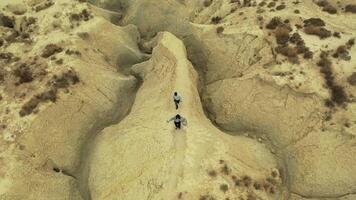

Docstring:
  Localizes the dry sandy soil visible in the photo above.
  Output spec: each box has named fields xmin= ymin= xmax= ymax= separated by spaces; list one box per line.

xmin=0 ymin=0 xmax=356 ymax=199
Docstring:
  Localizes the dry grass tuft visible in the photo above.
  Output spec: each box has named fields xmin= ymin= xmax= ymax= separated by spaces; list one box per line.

xmin=42 ymin=44 xmax=63 ymax=58
xmin=220 ymin=184 xmax=229 ymax=193
xmin=348 ymin=73 xmax=356 ymax=86
xmin=304 ymin=26 xmax=331 ymax=39
xmin=275 ymin=26 xmax=291 ymax=45
xmin=266 ymin=17 xmax=283 ymax=29
xmin=345 ymin=4 xmax=356 ymax=13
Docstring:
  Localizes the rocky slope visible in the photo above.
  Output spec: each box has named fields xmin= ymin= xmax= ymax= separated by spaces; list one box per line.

xmin=0 ymin=0 xmax=355 ymax=200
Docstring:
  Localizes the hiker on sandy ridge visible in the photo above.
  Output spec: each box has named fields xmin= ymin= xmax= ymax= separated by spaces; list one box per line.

xmin=173 ymin=91 xmax=182 ymax=110
xmin=167 ymin=114 xmax=187 ymax=129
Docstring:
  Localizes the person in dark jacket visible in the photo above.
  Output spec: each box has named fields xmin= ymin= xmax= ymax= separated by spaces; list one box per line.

xmin=167 ymin=114 xmax=187 ymax=129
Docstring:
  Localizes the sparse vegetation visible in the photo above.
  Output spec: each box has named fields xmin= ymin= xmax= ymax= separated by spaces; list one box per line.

xmin=211 ymin=16 xmax=222 ymax=24
xmin=204 ymin=0 xmax=213 ymax=7
xmin=304 ymin=26 xmax=331 ymax=39
xmin=42 ymin=44 xmax=63 ymax=58
xmin=0 ymin=14 xmax=15 ymax=28
xmin=275 ymin=26 xmax=291 ymax=45
xmin=208 ymin=170 xmax=217 ymax=177
xmin=13 ymin=63 xmax=33 ymax=84
xmin=34 ymin=0 xmax=54 ymax=12
xmin=220 ymin=184 xmax=229 ymax=192
xmin=345 ymin=4 xmax=356 ymax=13
xmin=266 ymin=17 xmax=283 ymax=29
xmin=316 ymin=0 xmax=337 ymax=14
xmin=216 ymin=26 xmax=224 ymax=34
xmin=276 ymin=5 xmax=286 ymax=10
xmin=19 ymin=70 xmax=80 ymax=116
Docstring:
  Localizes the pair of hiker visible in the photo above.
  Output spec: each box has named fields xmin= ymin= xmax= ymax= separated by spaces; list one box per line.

xmin=167 ymin=92 xmax=187 ymax=129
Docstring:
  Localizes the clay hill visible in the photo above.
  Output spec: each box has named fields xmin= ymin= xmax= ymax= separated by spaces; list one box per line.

xmin=0 ymin=0 xmax=355 ymax=200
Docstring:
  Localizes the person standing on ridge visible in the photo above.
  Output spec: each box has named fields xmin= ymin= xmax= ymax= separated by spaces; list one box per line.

xmin=173 ymin=92 xmax=182 ymax=109
xmin=167 ymin=114 xmax=187 ymax=129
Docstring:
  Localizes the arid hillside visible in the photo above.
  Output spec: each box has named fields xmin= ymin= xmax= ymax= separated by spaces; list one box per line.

xmin=0 ymin=0 xmax=355 ymax=200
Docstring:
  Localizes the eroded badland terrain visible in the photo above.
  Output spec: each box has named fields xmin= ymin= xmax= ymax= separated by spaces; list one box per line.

xmin=0 ymin=0 xmax=356 ymax=199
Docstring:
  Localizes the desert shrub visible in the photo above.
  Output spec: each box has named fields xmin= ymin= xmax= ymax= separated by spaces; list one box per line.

xmin=347 ymin=38 xmax=355 ymax=47
xmin=211 ymin=16 xmax=222 ymax=24
xmin=42 ymin=44 xmax=63 ymax=58
xmin=266 ymin=17 xmax=283 ymax=29
xmin=275 ymin=26 xmax=290 ymax=44
xmin=259 ymin=1 xmax=266 ymax=6
xmin=345 ymin=4 xmax=356 ymax=13
xmin=289 ymin=32 xmax=302 ymax=44
xmin=296 ymin=43 xmax=309 ymax=54
xmin=247 ymin=193 xmax=256 ymax=200
xmin=51 ymin=70 xmax=79 ymax=89
xmin=0 ymin=14 xmax=15 ymax=28
xmin=317 ymin=52 xmax=347 ymax=105
xmin=253 ymin=182 xmax=262 ymax=190
xmin=0 ymin=52 xmax=14 ymax=62
xmin=34 ymin=1 xmax=54 ymax=12
xmin=316 ymin=0 xmax=329 ymax=7
xmin=303 ymin=50 xmax=313 ymax=59
xmin=276 ymin=5 xmax=286 ymax=10
xmin=242 ymin=175 xmax=252 ymax=187
xmin=304 ymin=26 xmax=331 ymax=39
xmin=243 ymin=0 xmax=252 ymax=7
xmin=294 ymin=9 xmax=300 ymax=14
xmin=267 ymin=2 xmax=276 ymax=8
xmin=332 ymin=45 xmax=348 ymax=58
xmin=208 ymin=170 xmax=217 ymax=177
xmin=221 ymin=164 xmax=230 ymax=175
xmin=216 ymin=26 xmax=224 ymax=34
xmin=333 ymin=32 xmax=341 ymax=38
xmin=204 ymin=0 xmax=213 ymax=7
xmin=323 ymin=4 xmax=337 ymax=14
xmin=304 ymin=18 xmax=325 ymax=27
xmin=220 ymin=184 xmax=229 ymax=192
xmin=347 ymin=73 xmax=356 ymax=85
xmin=65 ymin=49 xmax=81 ymax=56
xmin=13 ymin=63 xmax=33 ymax=84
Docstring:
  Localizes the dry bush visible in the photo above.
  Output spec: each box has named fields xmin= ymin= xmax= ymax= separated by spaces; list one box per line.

xmin=13 ymin=63 xmax=33 ymax=84
xmin=332 ymin=45 xmax=348 ymax=58
xmin=242 ymin=175 xmax=252 ymax=187
xmin=34 ymin=1 xmax=54 ymax=12
xmin=275 ymin=26 xmax=291 ymax=44
xmin=200 ymin=195 xmax=216 ymax=200
xmin=345 ymin=4 xmax=356 ymax=13
xmin=289 ymin=32 xmax=302 ymax=44
xmin=294 ymin=9 xmax=300 ymax=14
xmin=208 ymin=170 xmax=217 ymax=177
xmin=216 ymin=26 xmax=224 ymax=34
xmin=221 ymin=164 xmax=230 ymax=175
xmin=323 ymin=4 xmax=337 ymax=14
xmin=259 ymin=1 xmax=266 ymax=6
xmin=304 ymin=18 xmax=325 ymax=27
xmin=0 ymin=14 xmax=15 ymax=28
xmin=316 ymin=0 xmax=329 ymax=7
xmin=304 ymin=26 xmax=331 ymax=39
xmin=304 ymin=50 xmax=313 ymax=59
xmin=317 ymin=52 xmax=347 ymax=105
xmin=247 ymin=193 xmax=256 ymax=200
xmin=220 ymin=184 xmax=229 ymax=193
xmin=333 ymin=32 xmax=341 ymax=38
xmin=42 ymin=44 xmax=63 ymax=58
xmin=276 ymin=4 xmax=286 ymax=10
xmin=347 ymin=38 xmax=355 ymax=47
xmin=211 ymin=16 xmax=222 ymax=24
xmin=348 ymin=73 xmax=356 ymax=86
xmin=266 ymin=17 xmax=283 ymax=29
xmin=253 ymin=182 xmax=262 ymax=190
xmin=267 ymin=2 xmax=276 ymax=8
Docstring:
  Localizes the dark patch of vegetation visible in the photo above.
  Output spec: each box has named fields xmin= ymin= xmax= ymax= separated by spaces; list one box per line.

xmin=216 ymin=26 xmax=224 ymax=34
xmin=220 ymin=184 xmax=229 ymax=193
xmin=347 ymin=38 xmax=355 ymax=47
xmin=259 ymin=1 xmax=266 ymax=6
xmin=345 ymin=4 xmax=356 ymax=13
xmin=208 ymin=170 xmax=217 ymax=177
xmin=34 ymin=0 xmax=54 ymax=12
xmin=275 ymin=26 xmax=291 ymax=45
xmin=242 ymin=175 xmax=252 ymax=187
xmin=211 ymin=16 xmax=222 ymax=24
xmin=253 ymin=182 xmax=262 ymax=190
xmin=266 ymin=17 xmax=283 ymax=29
xmin=275 ymin=45 xmax=298 ymax=58
xmin=247 ymin=193 xmax=256 ymax=200
xmin=65 ymin=49 xmax=81 ymax=56
xmin=0 ymin=14 xmax=15 ymax=28
xmin=348 ymin=73 xmax=356 ymax=86
xmin=42 ymin=44 xmax=63 ymax=58
xmin=221 ymin=164 xmax=230 ymax=175
xmin=178 ymin=192 xmax=183 ymax=199
xmin=294 ymin=9 xmax=300 ymax=14
xmin=289 ymin=32 xmax=302 ymax=44
xmin=333 ymin=32 xmax=341 ymax=38
xmin=267 ymin=2 xmax=276 ymax=8
xmin=13 ymin=63 xmax=33 ymax=84
xmin=276 ymin=5 xmax=286 ymax=10
xmin=332 ymin=45 xmax=348 ymax=58
xmin=19 ymin=70 xmax=80 ymax=117
xmin=304 ymin=26 xmax=331 ymax=39
xmin=304 ymin=18 xmax=325 ymax=27
xmin=316 ymin=0 xmax=337 ymax=14
xmin=77 ymin=32 xmax=90 ymax=40
xmin=70 ymin=9 xmax=92 ymax=22
xmin=0 ymin=52 xmax=14 ymax=63
xmin=317 ymin=52 xmax=347 ymax=106
xmin=323 ymin=4 xmax=337 ymax=14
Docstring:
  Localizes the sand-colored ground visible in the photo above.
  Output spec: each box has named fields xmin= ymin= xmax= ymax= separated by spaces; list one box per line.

xmin=0 ymin=0 xmax=355 ymax=199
